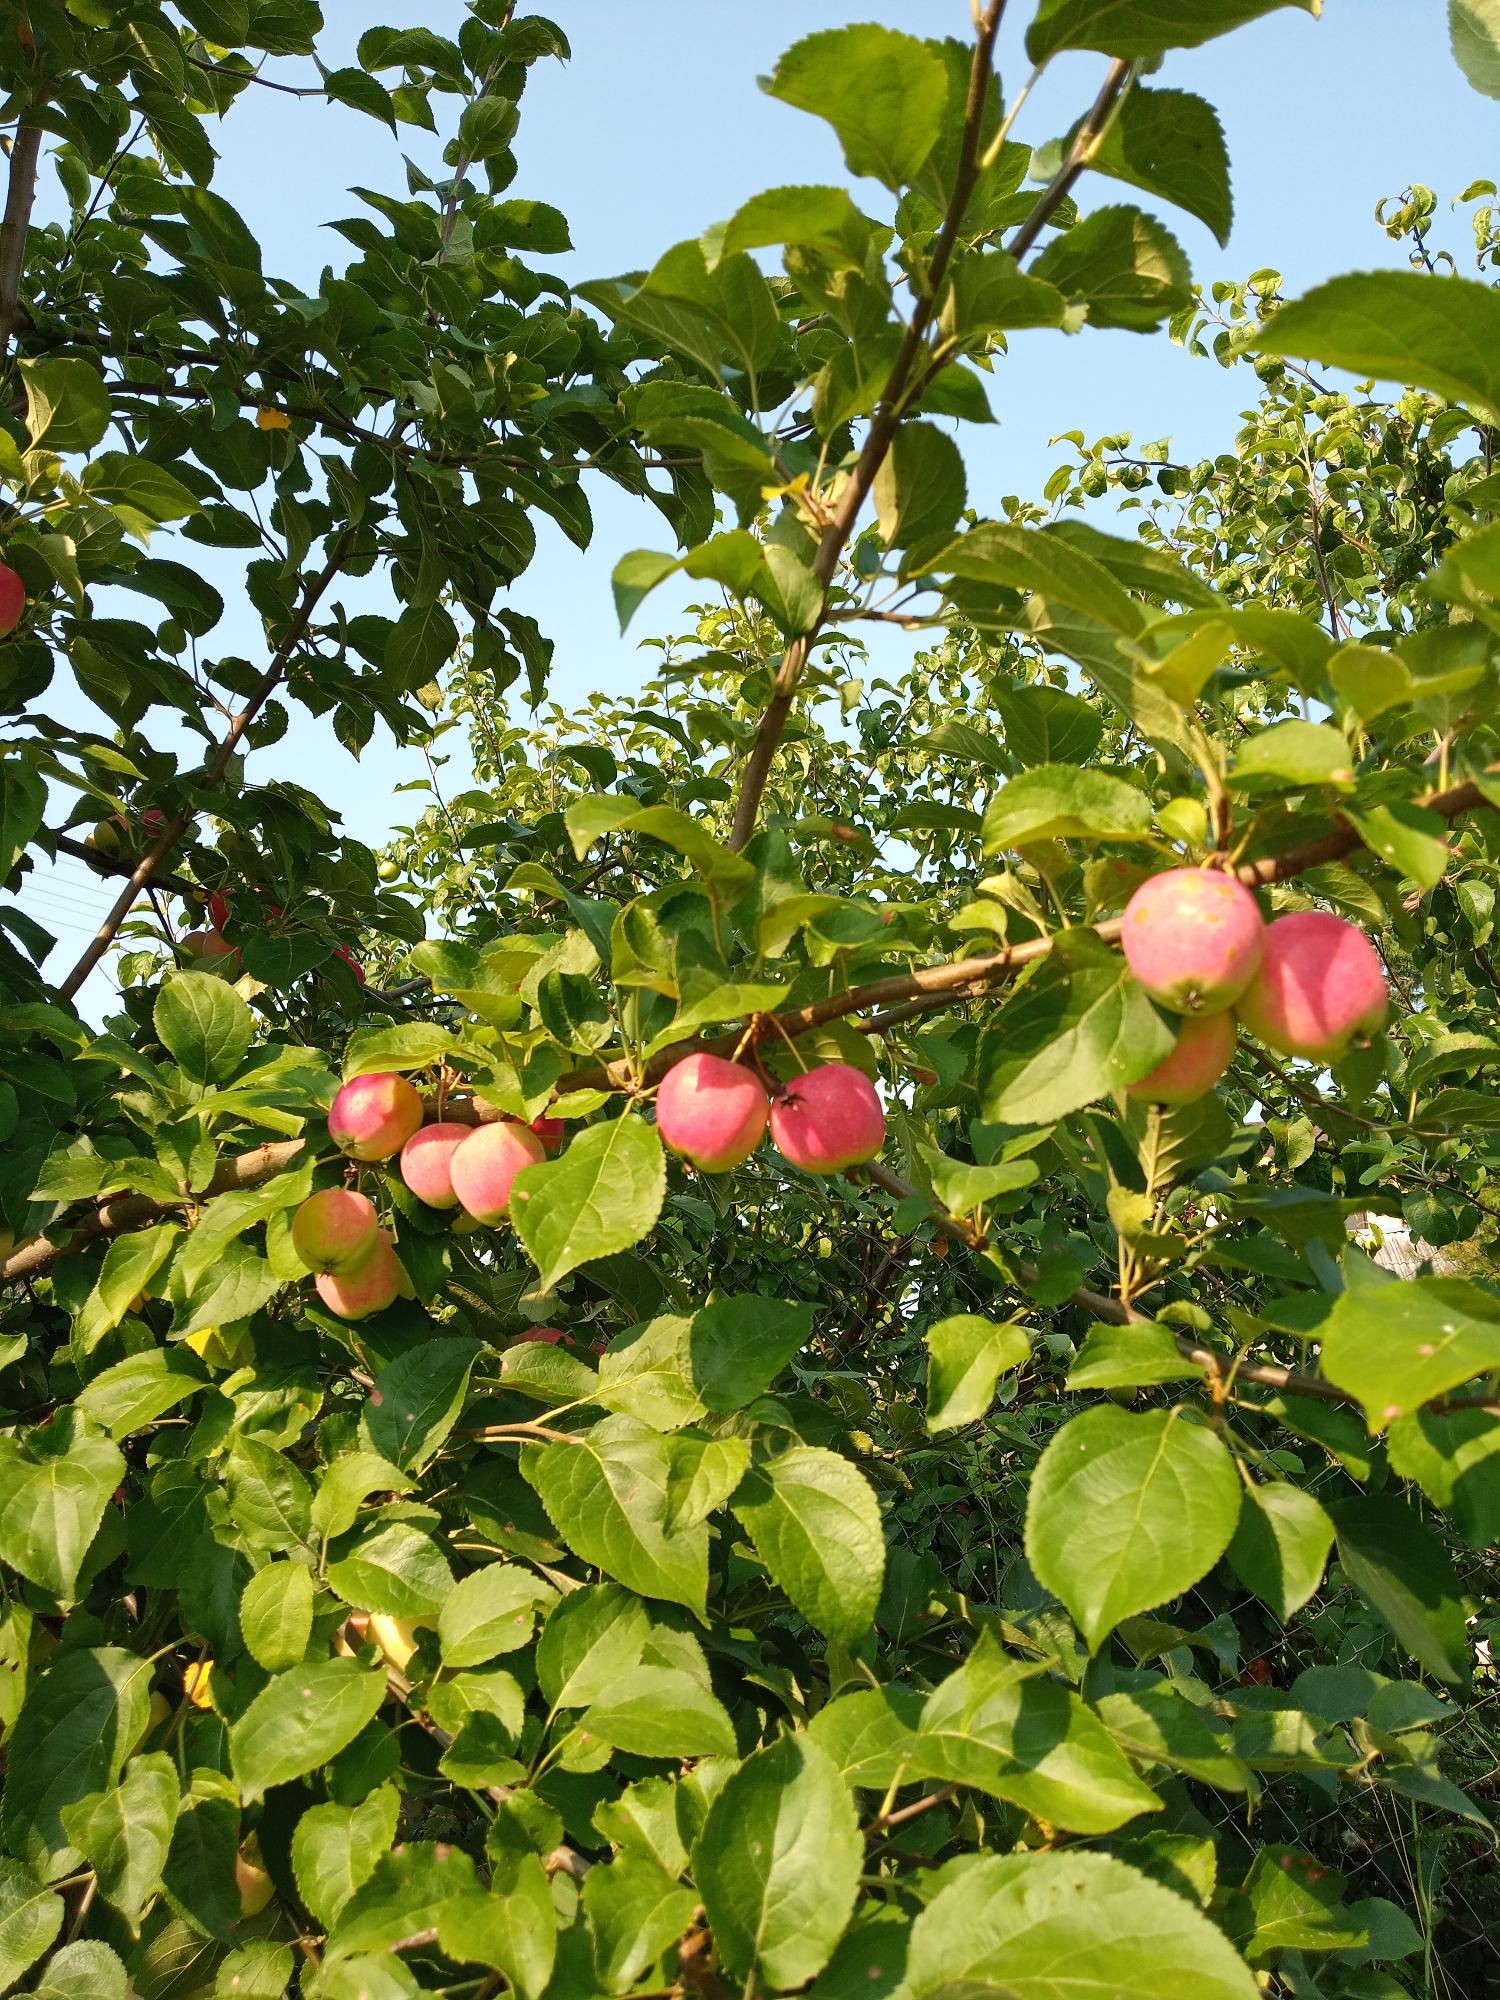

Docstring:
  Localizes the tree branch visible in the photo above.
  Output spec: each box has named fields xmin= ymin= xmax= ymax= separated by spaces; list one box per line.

xmin=0 ymin=120 xmax=44 ymax=356
xmin=566 ymin=773 xmax=1499 ymax=1094
xmin=56 ymin=525 xmax=359 ymax=999
xmin=1005 ymin=59 xmax=1133 ymax=262
xmin=727 ymin=1 xmax=1006 ymax=853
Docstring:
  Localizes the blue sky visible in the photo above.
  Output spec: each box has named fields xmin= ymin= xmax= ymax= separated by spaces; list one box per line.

xmin=28 ymin=1 xmax=1495 ymax=1016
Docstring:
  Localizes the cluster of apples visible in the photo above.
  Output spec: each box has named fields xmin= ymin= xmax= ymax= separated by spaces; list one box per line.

xmin=655 ymin=1052 xmax=886 ymax=1174
xmin=0 ymin=563 xmax=22 ymax=638
xmin=292 ymin=1072 xmax=563 ymax=1319
xmin=1120 ymin=866 xmax=1389 ymax=1105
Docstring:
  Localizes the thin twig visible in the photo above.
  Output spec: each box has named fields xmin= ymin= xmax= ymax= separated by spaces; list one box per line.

xmin=1005 ymin=60 xmax=1133 ymax=262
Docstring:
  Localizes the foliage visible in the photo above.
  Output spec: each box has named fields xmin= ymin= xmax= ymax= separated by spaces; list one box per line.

xmin=1 ymin=3 xmax=1500 ymax=1997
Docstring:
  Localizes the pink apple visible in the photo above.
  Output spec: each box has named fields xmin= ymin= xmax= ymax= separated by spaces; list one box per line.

xmin=1235 ymin=910 xmax=1389 ymax=1062
xmin=656 ymin=1052 xmax=769 ymax=1172
xmin=1121 ymin=867 xmax=1264 ymax=1014
xmin=1126 ymin=1011 xmax=1236 ymax=1106
xmin=329 ymin=1072 xmax=423 ymax=1161
xmin=448 ymin=1121 xmax=546 ymax=1224
xmin=769 ymin=1063 xmax=885 ymax=1174
xmin=399 ymin=1123 xmax=471 ymax=1209
xmin=292 ymin=1187 xmax=379 ymax=1272
xmin=315 ymin=1228 xmax=403 ymax=1320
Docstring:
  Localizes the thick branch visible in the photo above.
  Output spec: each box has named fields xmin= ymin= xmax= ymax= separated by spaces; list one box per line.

xmin=567 ymin=773 xmax=1498 ymax=1095
xmin=727 ymin=1 xmax=1006 ymax=853
xmin=53 ymin=832 xmax=202 ymax=902
xmin=0 ymin=121 xmax=44 ymax=355
xmin=56 ymin=526 xmax=358 ymax=999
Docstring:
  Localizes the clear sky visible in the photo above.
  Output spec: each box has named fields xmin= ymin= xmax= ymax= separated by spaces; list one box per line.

xmin=27 ymin=1 xmax=1496 ymax=1018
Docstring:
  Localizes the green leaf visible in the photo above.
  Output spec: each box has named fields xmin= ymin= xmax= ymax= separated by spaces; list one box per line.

xmin=721 ymin=183 xmax=875 ymax=261
xmin=30 ymin=1941 xmax=128 ymax=2000
xmin=1319 ymin=1272 xmax=1500 ymax=1425
xmin=240 ymin=1561 xmax=315 ymax=1671
xmin=0 ymin=1860 xmax=62 ymax=1992
xmin=914 ymin=1640 xmax=1162 ymax=1833
xmin=763 ymin=25 xmax=949 ymax=190
xmin=343 ymin=1022 xmax=455 ymax=1076
xmin=19 ymin=356 xmax=111 ymax=452
xmin=0 ymin=1415 xmax=124 ymax=1598
xmin=565 ymin=797 xmax=754 ymax=901
xmin=326 ymin=1841 xmax=477 ymax=1961
xmin=359 ymin=1337 xmax=483 ymax=1471
xmin=1085 ymin=87 xmax=1232 ymax=246
xmin=942 ymin=254 xmax=1068 ymax=338
xmin=326 ymin=1519 xmax=452 ymax=1619
xmin=1232 ymin=718 xmax=1353 ymax=787
xmin=230 ymin=1660 xmax=389 ymax=1801
xmin=1031 ymin=205 xmax=1193 ymax=332
xmin=993 ymin=683 xmax=1105 ymax=767
xmin=153 ymin=972 xmax=253 ymax=1084
xmin=1389 ymin=1406 xmax=1500 ymax=1548
xmin=935 ymin=521 xmax=1146 ymax=635
xmin=1236 ymin=1845 xmax=1367 ymax=1961
xmin=1025 ymin=1406 xmax=1243 ymax=1650
xmin=62 ymin=1752 xmax=177 ymax=1933
xmin=1095 ymin=1682 xmax=1249 ymax=1789
xmin=1067 ymin=1321 xmax=1200 ymax=1389
xmin=87 ymin=1224 xmax=181 ymax=1339
xmin=291 ymin=1786 xmax=400 ymax=1930
xmin=535 ymin=1583 xmax=650 ymax=1709
xmin=75 ymin=1346 xmax=209 ymax=1439
xmin=1349 ymin=802 xmax=1450 ymax=889
xmin=439 ymin=1853 xmax=556 ymax=2000
xmin=807 ymin=1686 xmax=923 ymax=1789
xmin=226 ymin=1434 xmax=313 ymax=1554
xmin=1027 ymin=0 xmax=1317 ymax=60
xmin=512 ymin=1115 xmax=666 ymax=1291
xmin=688 ymin=1293 xmax=813 ymax=1411
xmin=1453 ymin=0 xmax=1500 ymax=96
xmin=874 ymin=423 xmax=967 ymax=551
xmin=523 ymin=1418 xmax=708 ymax=1613
xmin=596 ymin=240 xmax=781 ymax=395
xmin=583 ymin=1665 xmax=736 ymax=1759
xmin=584 ymin=1855 xmax=699 ymax=1996
xmin=924 ymin=1315 xmax=1030 ymax=1432
xmin=733 ymin=1447 xmax=884 ymax=1644
xmin=310 ymin=1452 xmax=413 ymax=1539
xmin=438 ymin=1564 xmax=557 ymax=1668
xmin=1253 ymin=269 xmax=1500 ymax=426
xmin=0 ymin=759 xmax=46 ymax=882
xmin=663 ymin=1433 xmax=751 ymax=1531
xmin=906 ymin=1851 xmax=1259 ymax=2000
xmin=1326 ymin=1495 xmax=1471 ymax=1686
xmin=694 ymin=1735 xmax=861 ymax=1989
xmin=983 ymin=764 xmax=1153 ymax=850
xmin=1225 ymin=1482 xmax=1334 ymax=1621
xmin=979 ymin=931 xmax=1175 ymax=1125
xmin=0 ymin=1647 xmax=151 ymax=1872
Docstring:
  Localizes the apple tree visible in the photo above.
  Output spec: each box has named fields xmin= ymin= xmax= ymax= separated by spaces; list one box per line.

xmin=1 ymin=2 xmax=1500 ymax=1995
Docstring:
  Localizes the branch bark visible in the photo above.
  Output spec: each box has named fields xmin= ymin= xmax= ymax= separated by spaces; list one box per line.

xmin=56 ymin=525 xmax=359 ymax=999
xmin=0 ymin=121 xmax=44 ymax=356
xmin=566 ymin=772 xmax=1498 ymax=1095
xmin=1004 ymin=60 xmax=1133 ymax=262
xmin=727 ymin=1 xmax=1007 ymax=852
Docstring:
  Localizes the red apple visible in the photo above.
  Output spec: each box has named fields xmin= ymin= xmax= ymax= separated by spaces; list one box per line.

xmin=1121 ymin=867 xmax=1264 ymax=1014
xmin=328 ymin=1073 xmax=423 ymax=1161
xmin=0 ymin=565 xmax=24 ymax=637
xmin=1126 ymin=1011 xmax=1236 ymax=1106
xmin=769 ymin=1063 xmax=885 ymax=1174
xmin=206 ymin=891 xmax=231 ymax=929
xmin=179 ymin=927 xmax=241 ymax=976
xmin=333 ymin=943 xmax=366 ymax=986
xmin=1234 ymin=910 xmax=1389 ymax=1063
xmin=449 ymin=1122 xmax=546 ymax=1224
xmin=655 ymin=1052 xmax=768 ymax=1172
xmin=399 ymin=1123 xmax=471 ymax=1209
xmin=292 ymin=1188 xmax=379 ymax=1273
xmin=315 ymin=1227 xmax=404 ymax=1320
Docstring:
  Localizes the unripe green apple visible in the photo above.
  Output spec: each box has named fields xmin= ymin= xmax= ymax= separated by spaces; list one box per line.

xmin=656 ymin=1052 xmax=768 ymax=1172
